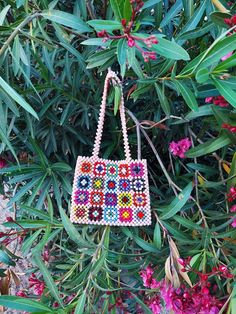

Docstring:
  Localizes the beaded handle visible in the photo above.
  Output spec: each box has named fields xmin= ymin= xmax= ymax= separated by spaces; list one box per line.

xmin=92 ymin=69 xmax=131 ymax=161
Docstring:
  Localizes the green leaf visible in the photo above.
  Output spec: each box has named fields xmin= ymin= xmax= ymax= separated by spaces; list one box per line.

xmin=178 ymin=0 xmax=207 ymax=38
xmin=214 ymin=52 xmax=236 ymax=71
xmin=117 ymin=38 xmax=127 ymax=66
xmin=174 ymin=80 xmax=198 ymax=111
xmin=58 ymin=206 xmax=95 ymax=248
xmin=142 ymin=0 xmax=161 ymax=9
xmin=227 ymin=152 xmax=236 ymax=191
xmin=0 ymin=250 xmax=15 ymax=266
xmin=0 ymin=77 xmax=38 ymax=119
xmin=91 ymin=252 xmax=106 ymax=275
xmin=196 ymin=68 xmax=209 ymax=83
xmin=186 ymin=163 xmax=218 ymax=175
xmin=0 ymin=296 xmax=53 ymax=313
xmin=74 ymin=291 xmax=87 ymax=314
xmin=0 ymin=124 xmax=18 ymax=162
xmin=0 ymin=5 xmax=11 ymax=26
xmin=174 ymin=215 xmax=203 ymax=230
xmin=154 ymin=83 xmax=170 ymax=115
xmin=185 ymin=134 xmax=231 ymax=158
xmin=87 ymin=20 xmax=122 ymax=31
xmin=198 ymin=33 xmax=236 ymax=69
xmin=210 ymin=12 xmax=231 ymax=28
xmin=178 ymin=22 xmax=213 ymax=40
xmin=31 ymin=225 xmax=51 ymax=254
xmin=160 ymin=0 xmax=182 ymax=28
xmin=123 ymin=0 xmax=132 ymax=21
xmin=153 ymin=222 xmax=162 ymax=249
xmin=50 ymin=162 xmax=72 ymax=172
xmin=153 ymin=37 xmax=190 ymax=60
xmin=42 ymin=10 xmax=91 ymax=33
xmin=182 ymin=0 xmax=194 ymax=20
xmin=21 ymin=229 xmax=42 ymax=255
xmin=81 ymin=38 xmax=110 ymax=46
xmin=160 ymin=183 xmax=193 ymax=220
xmin=9 ymin=176 xmax=41 ymax=204
xmin=133 ymin=235 xmax=159 ymax=253
xmin=184 ymin=105 xmax=213 ymax=120
xmin=110 ymin=0 xmax=122 ymax=20
xmin=212 ymin=77 xmax=236 ymax=108
xmin=114 ymin=86 xmax=121 ymax=115
xmin=131 ymin=56 xmax=144 ymax=78
xmin=33 ymin=254 xmax=64 ymax=308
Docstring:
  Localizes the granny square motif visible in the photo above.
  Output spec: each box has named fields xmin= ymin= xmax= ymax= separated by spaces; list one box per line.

xmin=70 ymin=70 xmax=152 ymax=226
xmin=71 ymin=157 xmax=151 ymax=226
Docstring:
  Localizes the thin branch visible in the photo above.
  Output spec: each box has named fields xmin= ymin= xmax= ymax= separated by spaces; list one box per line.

xmin=126 ymin=109 xmax=182 ymax=194
xmin=0 ymin=12 xmax=41 ymax=57
xmin=86 ymin=0 xmax=96 ymax=20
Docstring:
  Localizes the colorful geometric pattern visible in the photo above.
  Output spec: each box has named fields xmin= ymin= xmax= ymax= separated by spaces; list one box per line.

xmin=71 ymin=157 xmax=151 ymax=226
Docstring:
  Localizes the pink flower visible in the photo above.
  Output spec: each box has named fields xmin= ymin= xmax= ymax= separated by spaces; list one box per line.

xmin=29 ymin=273 xmax=45 ymax=296
xmin=127 ymin=37 xmax=135 ymax=47
xmin=140 ymin=265 xmax=160 ymax=289
xmin=222 ymin=123 xmax=236 ymax=133
xmin=169 ymin=137 xmax=192 ymax=158
xmin=16 ymin=290 xmax=27 ymax=298
xmin=230 ymin=205 xmax=236 ymax=212
xmin=231 ymin=218 xmax=236 ymax=228
xmin=205 ymin=97 xmax=213 ymax=103
xmin=205 ymin=96 xmax=229 ymax=107
xmin=0 ymin=157 xmax=7 ymax=169
xmin=227 ymin=187 xmax=236 ymax=202
xmin=34 ymin=283 xmax=45 ymax=296
xmin=42 ymin=249 xmax=50 ymax=262
xmin=148 ymin=295 xmax=161 ymax=314
xmin=221 ymin=51 xmax=233 ymax=61
xmin=225 ymin=15 xmax=236 ymax=27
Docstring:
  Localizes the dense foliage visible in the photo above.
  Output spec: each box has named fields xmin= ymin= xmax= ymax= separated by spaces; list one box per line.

xmin=0 ymin=0 xmax=236 ymax=313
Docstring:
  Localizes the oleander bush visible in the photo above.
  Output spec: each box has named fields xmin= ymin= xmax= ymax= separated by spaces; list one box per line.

xmin=0 ymin=0 xmax=236 ymax=313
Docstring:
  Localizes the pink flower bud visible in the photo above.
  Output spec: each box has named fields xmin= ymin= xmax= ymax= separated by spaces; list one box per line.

xmin=6 ymin=217 xmax=14 ymax=222
xmin=97 ymin=30 xmax=107 ymax=38
xmin=149 ymin=53 xmax=157 ymax=60
xmin=219 ymin=265 xmax=227 ymax=273
xmin=230 ymin=204 xmax=236 ymax=212
xmin=177 ymin=258 xmax=186 ymax=266
xmin=127 ymin=37 xmax=135 ymax=47
xmin=121 ymin=19 xmax=127 ymax=27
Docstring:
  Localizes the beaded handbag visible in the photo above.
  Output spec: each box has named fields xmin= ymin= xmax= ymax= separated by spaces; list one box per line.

xmin=70 ymin=70 xmax=151 ymax=226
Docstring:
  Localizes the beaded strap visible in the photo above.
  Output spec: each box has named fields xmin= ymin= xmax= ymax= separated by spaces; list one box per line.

xmin=92 ymin=69 xmax=131 ymax=161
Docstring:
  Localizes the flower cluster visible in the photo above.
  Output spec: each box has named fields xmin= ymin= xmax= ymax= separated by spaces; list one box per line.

xmin=140 ymin=265 xmax=160 ymax=289
xmin=227 ymin=187 xmax=236 ymax=227
xmin=169 ymin=137 xmax=191 ymax=158
xmin=227 ymin=187 xmax=236 ymax=202
xmin=140 ymin=262 xmax=232 ymax=314
xmin=97 ymin=0 xmax=158 ymax=62
xmin=224 ymin=15 xmax=236 ymax=28
xmin=178 ymin=257 xmax=233 ymax=279
xmin=222 ymin=123 xmax=236 ymax=133
xmin=17 ymin=274 xmax=45 ymax=298
xmin=29 ymin=273 xmax=45 ymax=296
xmin=205 ymin=96 xmax=229 ymax=107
